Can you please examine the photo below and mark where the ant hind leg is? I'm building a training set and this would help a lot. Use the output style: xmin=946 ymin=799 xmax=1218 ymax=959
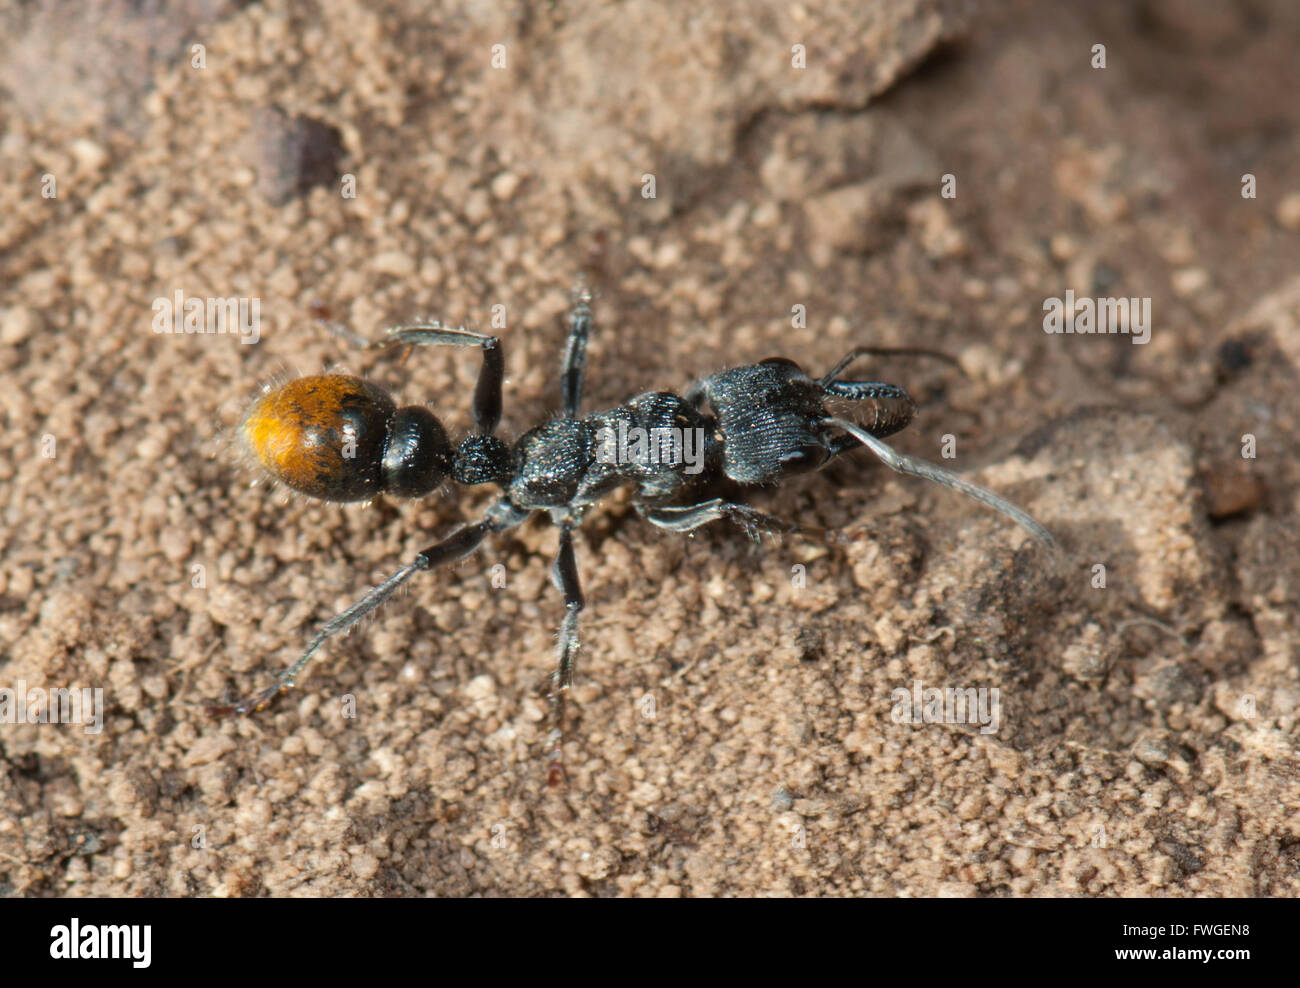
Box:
xmin=207 ymin=502 xmax=525 ymax=719
xmin=546 ymin=522 xmax=585 ymax=788
xmin=369 ymin=323 xmax=503 ymax=434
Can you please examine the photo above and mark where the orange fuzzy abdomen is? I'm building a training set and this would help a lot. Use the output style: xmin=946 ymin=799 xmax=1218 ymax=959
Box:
xmin=242 ymin=374 xmax=395 ymax=502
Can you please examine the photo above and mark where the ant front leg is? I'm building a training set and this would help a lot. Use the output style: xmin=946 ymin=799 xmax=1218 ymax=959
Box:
xmin=819 ymin=344 xmax=958 ymax=387
xmin=546 ymin=521 xmax=585 ymax=788
xmin=369 ymin=324 xmax=503 ymax=434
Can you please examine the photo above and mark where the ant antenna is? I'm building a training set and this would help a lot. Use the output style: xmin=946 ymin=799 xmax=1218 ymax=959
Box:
xmin=822 ymin=415 xmax=1057 ymax=550
xmin=820 ymin=345 xmax=959 ymax=387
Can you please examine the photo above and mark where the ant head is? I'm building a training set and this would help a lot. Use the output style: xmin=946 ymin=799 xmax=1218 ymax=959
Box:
xmin=694 ymin=358 xmax=832 ymax=484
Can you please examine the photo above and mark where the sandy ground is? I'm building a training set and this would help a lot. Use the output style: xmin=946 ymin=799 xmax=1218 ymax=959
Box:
xmin=2 ymin=0 xmax=1299 ymax=896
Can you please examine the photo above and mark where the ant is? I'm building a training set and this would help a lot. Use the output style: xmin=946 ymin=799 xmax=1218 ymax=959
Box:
xmin=210 ymin=286 xmax=1055 ymax=786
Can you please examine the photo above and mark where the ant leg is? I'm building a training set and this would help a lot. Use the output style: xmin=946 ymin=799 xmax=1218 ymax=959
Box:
xmin=821 ymin=415 xmax=1057 ymax=549
xmin=822 ymin=381 xmax=917 ymax=450
xmin=638 ymin=498 xmax=797 ymax=542
xmin=208 ymin=503 xmax=525 ymax=718
xmin=369 ymin=324 xmax=503 ymax=434
xmin=546 ymin=522 xmax=584 ymax=787
xmin=561 ymin=284 xmax=593 ymax=419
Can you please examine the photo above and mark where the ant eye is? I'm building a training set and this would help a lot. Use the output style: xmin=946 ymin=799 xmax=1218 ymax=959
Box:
xmin=777 ymin=444 xmax=826 ymax=474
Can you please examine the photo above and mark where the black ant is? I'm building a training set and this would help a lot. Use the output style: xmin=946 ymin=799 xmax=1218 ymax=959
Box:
xmin=211 ymin=286 xmax=1055 ymax=786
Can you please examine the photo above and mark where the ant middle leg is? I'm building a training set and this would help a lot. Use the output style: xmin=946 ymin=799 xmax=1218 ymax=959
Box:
xmin=638 ymin=498 xmax=798 ymax=542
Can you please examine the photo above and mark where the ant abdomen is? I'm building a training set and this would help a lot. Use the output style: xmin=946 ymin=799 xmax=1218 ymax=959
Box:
xmin=242 ymin=373 xmax=452 ymax=502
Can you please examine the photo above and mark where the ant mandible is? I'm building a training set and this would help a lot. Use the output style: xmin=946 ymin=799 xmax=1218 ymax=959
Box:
xmin=210 ymin=285 xmax=1056 ymax=786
